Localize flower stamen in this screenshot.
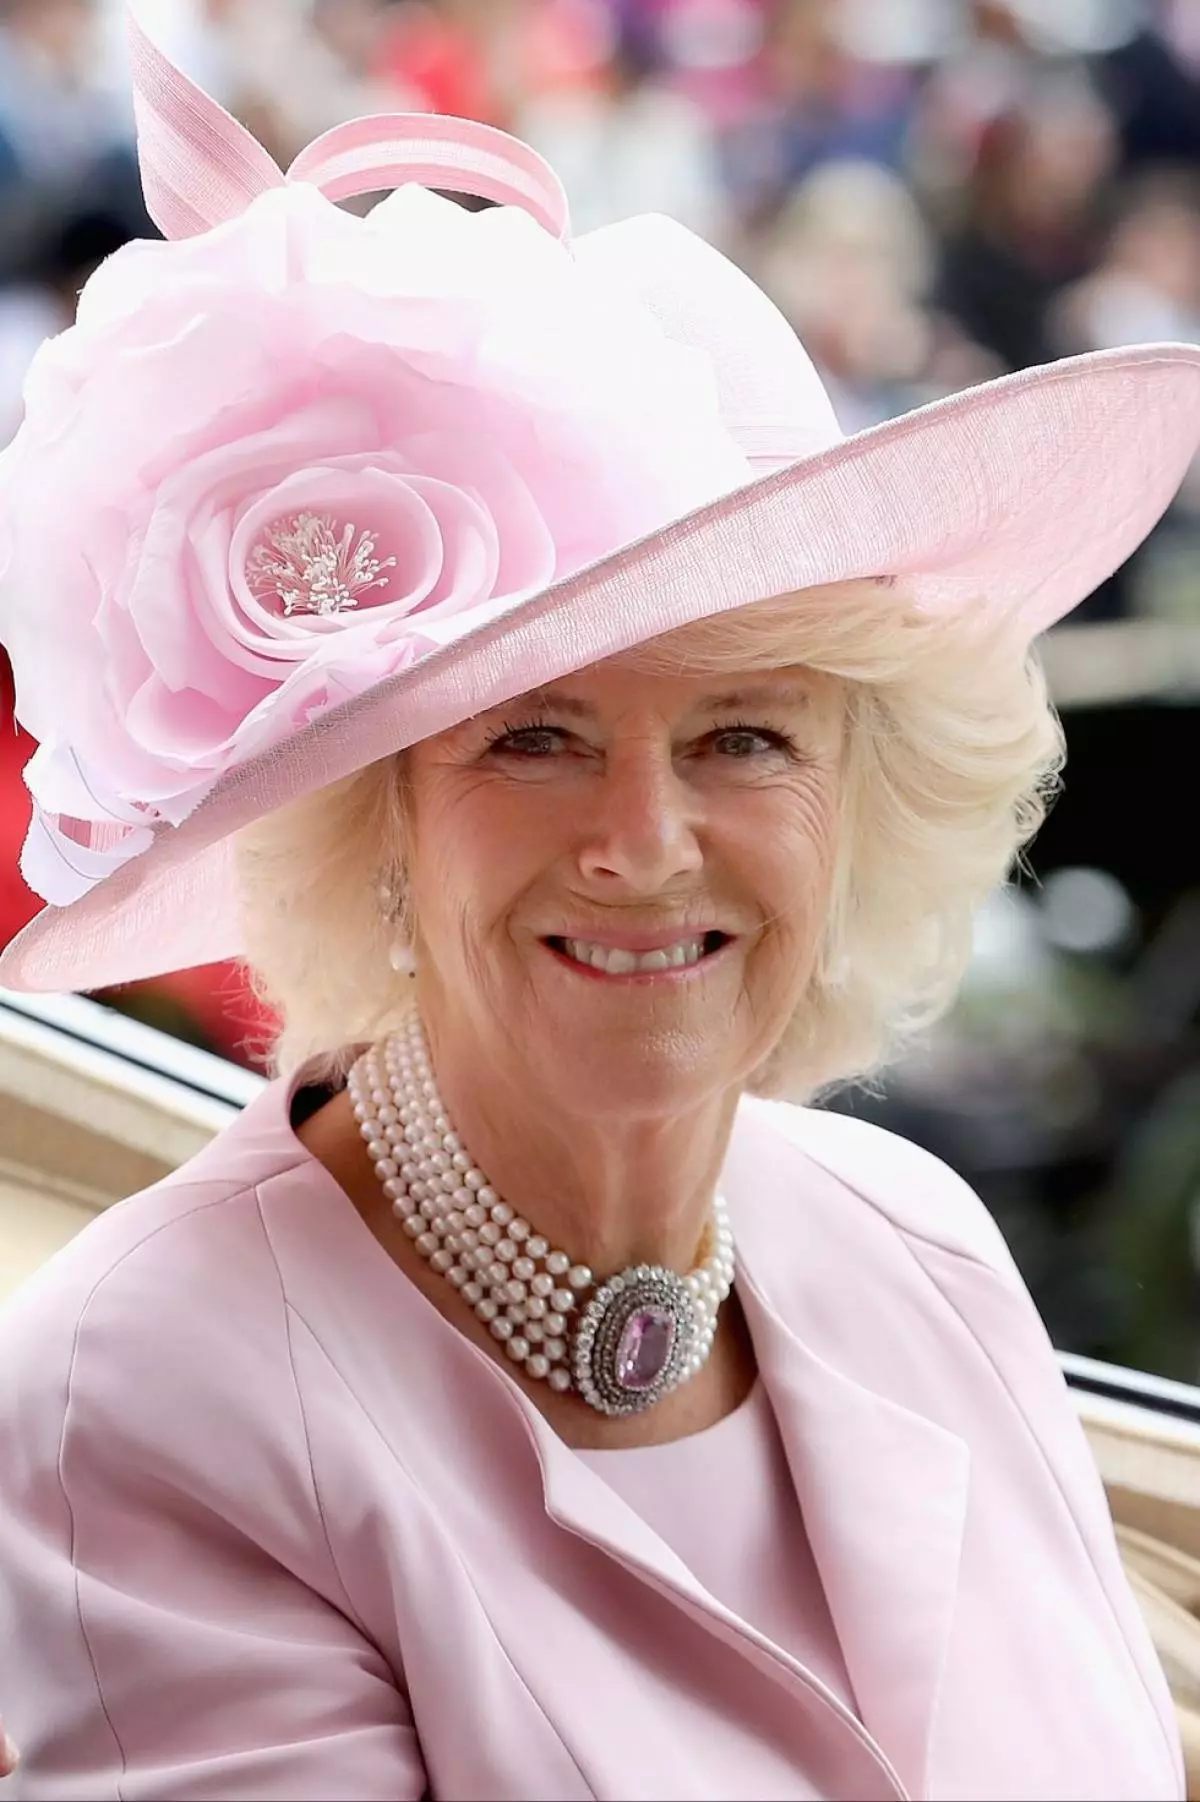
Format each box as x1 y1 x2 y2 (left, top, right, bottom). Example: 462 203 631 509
247 512 397 617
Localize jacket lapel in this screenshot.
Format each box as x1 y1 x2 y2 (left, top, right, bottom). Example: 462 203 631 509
735 1255 969 1800
512 1107 971 1800
724 1108 971 1800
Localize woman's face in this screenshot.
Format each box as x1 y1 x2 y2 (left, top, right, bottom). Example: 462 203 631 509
404 656 844 1118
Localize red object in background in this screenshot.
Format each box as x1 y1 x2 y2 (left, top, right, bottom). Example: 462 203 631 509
0 654 39 954
1 653 274 1070
113 961 278 1072
378 0 611 127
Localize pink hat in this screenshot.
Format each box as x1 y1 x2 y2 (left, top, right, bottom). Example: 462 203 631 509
2 5 1199 995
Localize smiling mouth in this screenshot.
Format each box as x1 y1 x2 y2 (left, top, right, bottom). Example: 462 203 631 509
544 931 731 976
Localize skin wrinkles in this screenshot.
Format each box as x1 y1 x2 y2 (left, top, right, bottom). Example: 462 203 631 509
304 654 845 1445
402 660 843 1272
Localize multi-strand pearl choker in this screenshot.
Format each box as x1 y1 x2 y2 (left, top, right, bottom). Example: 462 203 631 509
346 1011 735 1416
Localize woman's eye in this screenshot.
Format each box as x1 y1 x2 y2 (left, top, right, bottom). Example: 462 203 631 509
710 726 792 759
488 725 568 758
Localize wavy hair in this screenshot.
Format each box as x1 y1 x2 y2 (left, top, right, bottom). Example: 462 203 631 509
233 580 1064 1097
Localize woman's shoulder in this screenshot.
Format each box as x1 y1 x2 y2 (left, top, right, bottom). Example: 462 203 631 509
0 1089 391 1759
0 1082 323 1443
732 1094 1019 1278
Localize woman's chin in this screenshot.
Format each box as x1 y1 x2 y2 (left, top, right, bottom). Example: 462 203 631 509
529 1033 737 1124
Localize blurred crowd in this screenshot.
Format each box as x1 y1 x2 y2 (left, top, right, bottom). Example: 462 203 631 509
0 1 1198 1374
0 0 1198 497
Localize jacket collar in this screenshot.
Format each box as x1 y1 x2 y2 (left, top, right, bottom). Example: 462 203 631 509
517 1104 970 1802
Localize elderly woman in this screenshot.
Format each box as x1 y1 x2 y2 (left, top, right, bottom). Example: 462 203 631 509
0 12 1198 1801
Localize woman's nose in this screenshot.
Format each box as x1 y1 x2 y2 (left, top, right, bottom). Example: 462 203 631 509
575 748 703 894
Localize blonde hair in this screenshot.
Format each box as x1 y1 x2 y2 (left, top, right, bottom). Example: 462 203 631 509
234 579 1064 1097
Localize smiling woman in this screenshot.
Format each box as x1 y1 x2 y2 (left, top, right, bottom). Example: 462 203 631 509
236 579 1060 1104
0 10 1198 1800
227 578 1061 1431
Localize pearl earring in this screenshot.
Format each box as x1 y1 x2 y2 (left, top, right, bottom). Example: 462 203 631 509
389 940 416 976
377 878 416 977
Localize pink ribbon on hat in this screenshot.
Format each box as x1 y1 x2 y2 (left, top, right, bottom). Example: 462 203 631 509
126 0 572 242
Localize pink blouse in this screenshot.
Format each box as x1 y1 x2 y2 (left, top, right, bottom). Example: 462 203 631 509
578 1377 859 1736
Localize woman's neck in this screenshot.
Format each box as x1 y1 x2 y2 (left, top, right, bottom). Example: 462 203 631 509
421 1019 740 1281
294 1026 756 1450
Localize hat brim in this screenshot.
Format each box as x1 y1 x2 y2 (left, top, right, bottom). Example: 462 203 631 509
5 341 1200 993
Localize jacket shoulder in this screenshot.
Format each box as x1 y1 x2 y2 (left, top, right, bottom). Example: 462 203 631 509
0 1095 316 1452
0 1080 306 1351
0 1118 421 1797
737 1096 1020 1278
0 1124 341 1600
736 1100 1183 1790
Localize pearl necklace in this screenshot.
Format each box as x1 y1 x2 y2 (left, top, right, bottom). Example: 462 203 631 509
347 1010 736 1416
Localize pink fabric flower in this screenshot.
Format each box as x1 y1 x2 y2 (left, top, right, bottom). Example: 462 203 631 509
0 182 749 904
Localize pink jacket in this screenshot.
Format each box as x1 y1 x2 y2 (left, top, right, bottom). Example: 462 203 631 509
0 1075 1183 1801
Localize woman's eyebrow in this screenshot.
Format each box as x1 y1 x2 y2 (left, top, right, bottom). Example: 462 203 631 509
478 689 595 720
696 681 815 712
476 679 815 723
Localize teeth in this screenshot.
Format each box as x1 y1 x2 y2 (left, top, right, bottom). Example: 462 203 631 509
562 938 709 974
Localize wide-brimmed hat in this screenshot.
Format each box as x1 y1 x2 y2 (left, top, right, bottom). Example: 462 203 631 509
2 5 1199 996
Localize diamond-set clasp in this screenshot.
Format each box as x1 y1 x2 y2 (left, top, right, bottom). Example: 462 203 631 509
571 1267 699 1416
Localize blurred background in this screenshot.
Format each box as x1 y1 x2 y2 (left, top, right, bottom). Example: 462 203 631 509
0 0 1197 1379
